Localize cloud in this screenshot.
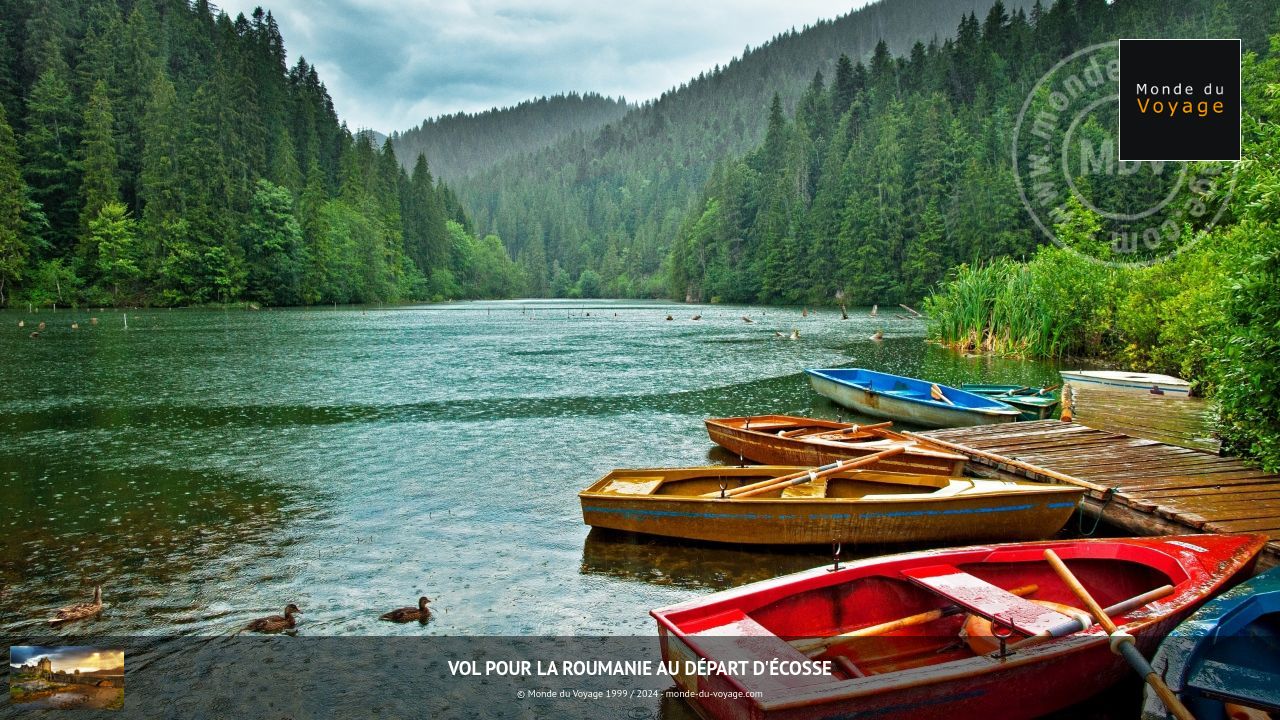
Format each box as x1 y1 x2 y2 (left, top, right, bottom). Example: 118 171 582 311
217 0 862 132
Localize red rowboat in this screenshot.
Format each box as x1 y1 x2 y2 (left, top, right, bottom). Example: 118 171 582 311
651 534 1265 720
706 415 968 476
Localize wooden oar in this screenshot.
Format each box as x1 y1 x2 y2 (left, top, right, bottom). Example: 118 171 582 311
1044 550 1196 720
791 584 1039 655
1003 584 1175 653
703 446 909 499
837 421 894 435
734 447 911 499
1037 383 1061 396
929 384 955 405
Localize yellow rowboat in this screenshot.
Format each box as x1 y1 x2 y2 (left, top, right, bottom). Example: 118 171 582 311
578 466 1084 545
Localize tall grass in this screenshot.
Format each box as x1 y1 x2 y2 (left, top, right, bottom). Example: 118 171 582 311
923 247 1120 358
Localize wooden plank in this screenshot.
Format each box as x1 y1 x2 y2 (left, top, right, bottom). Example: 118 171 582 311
1200 517 1280 533
1134 482 1280 500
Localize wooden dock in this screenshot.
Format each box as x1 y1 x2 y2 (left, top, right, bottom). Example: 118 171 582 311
1065 385 1219 452
909 420 1280 569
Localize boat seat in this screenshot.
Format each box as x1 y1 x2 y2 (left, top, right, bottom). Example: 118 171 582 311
1186 660 1280 711
780 479 828 498
688 611 836 694
900 564 1072 636
603 476 665 495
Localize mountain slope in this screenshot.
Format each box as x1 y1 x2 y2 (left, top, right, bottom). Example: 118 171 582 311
451 0 1040 297
391 92 630 181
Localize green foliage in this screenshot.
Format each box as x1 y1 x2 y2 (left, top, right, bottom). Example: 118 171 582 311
242 179 304 305
87 201 140 304
0 103 27 305
927 38 1280 470
0 0 519 308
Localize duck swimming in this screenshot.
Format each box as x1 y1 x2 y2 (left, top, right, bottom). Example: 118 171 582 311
50 586 102 624
380 596 431 623
246 603 301 633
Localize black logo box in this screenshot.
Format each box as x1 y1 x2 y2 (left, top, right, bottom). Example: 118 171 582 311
1119 39 1241 162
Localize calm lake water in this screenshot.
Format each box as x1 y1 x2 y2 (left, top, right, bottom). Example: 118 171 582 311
0 300 1101 715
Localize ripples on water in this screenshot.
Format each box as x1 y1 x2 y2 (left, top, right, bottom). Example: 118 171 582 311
0 301 1062 639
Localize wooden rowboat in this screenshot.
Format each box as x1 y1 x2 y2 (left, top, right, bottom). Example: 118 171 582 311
1061 370 1191 396
705 415 967 476
1145 565 1280 719
806 368 1021 428
651 534 1266 720
578 465 1083 545
960 384 1061 421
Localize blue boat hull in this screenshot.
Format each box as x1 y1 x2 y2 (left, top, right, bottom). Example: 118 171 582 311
805 369 1021 428
1145 567 1280 719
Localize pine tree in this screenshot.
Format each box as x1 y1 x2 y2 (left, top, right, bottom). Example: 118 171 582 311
0 103 28 305
80 80 120 235
22 53 80 258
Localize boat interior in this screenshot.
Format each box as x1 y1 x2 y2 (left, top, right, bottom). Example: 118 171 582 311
590 468 957 500
665 549 1185 683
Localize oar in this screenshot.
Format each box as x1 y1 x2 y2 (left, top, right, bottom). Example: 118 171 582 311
837 421 895 435
1044 550 1196 720
733 446 910 499
930 384 955 405
791 584 1039 655
703 446 909 499
1038 383 1061 396
1002 584 1175 652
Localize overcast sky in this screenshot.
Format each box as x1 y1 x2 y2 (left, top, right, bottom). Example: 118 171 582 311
218 1 864 134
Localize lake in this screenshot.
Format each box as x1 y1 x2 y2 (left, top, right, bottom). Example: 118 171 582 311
0 300 1087 715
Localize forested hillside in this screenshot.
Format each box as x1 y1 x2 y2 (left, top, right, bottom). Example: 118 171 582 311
391 93 631 181
668 0 1274 306
455 0 1041 298
0 0 522 308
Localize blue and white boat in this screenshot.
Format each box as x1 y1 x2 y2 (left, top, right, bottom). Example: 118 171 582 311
804 368 1022 428
1144 565 1280 720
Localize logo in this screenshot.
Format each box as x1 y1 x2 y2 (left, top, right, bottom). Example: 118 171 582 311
1012 42 1239 266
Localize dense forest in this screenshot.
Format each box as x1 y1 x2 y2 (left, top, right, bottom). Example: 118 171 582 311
391 93 631 182
667 0 1274 306
0 0 523 308
456 0 1040 299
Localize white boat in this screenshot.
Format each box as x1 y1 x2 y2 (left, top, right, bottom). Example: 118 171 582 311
1060 370 1191 395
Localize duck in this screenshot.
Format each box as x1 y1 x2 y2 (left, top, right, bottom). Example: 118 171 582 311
741 316 753 323
380 596 431 623
17 320 23 328
665 315 673 321
871 329 884 341
37 321 46 330
690 314 701 321
70 322 79 330
789 328 800 341
29 331 39 339
90 317 98 325
49 586 102 624
246 603 301 633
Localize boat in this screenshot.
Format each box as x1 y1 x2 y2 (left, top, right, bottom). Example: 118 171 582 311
650 533 1266 720
1144 566 1280 720
705 415 968 476
961 384 1061 421
805 368 1022 428
1060 370 1191 396
578 465 1084 545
